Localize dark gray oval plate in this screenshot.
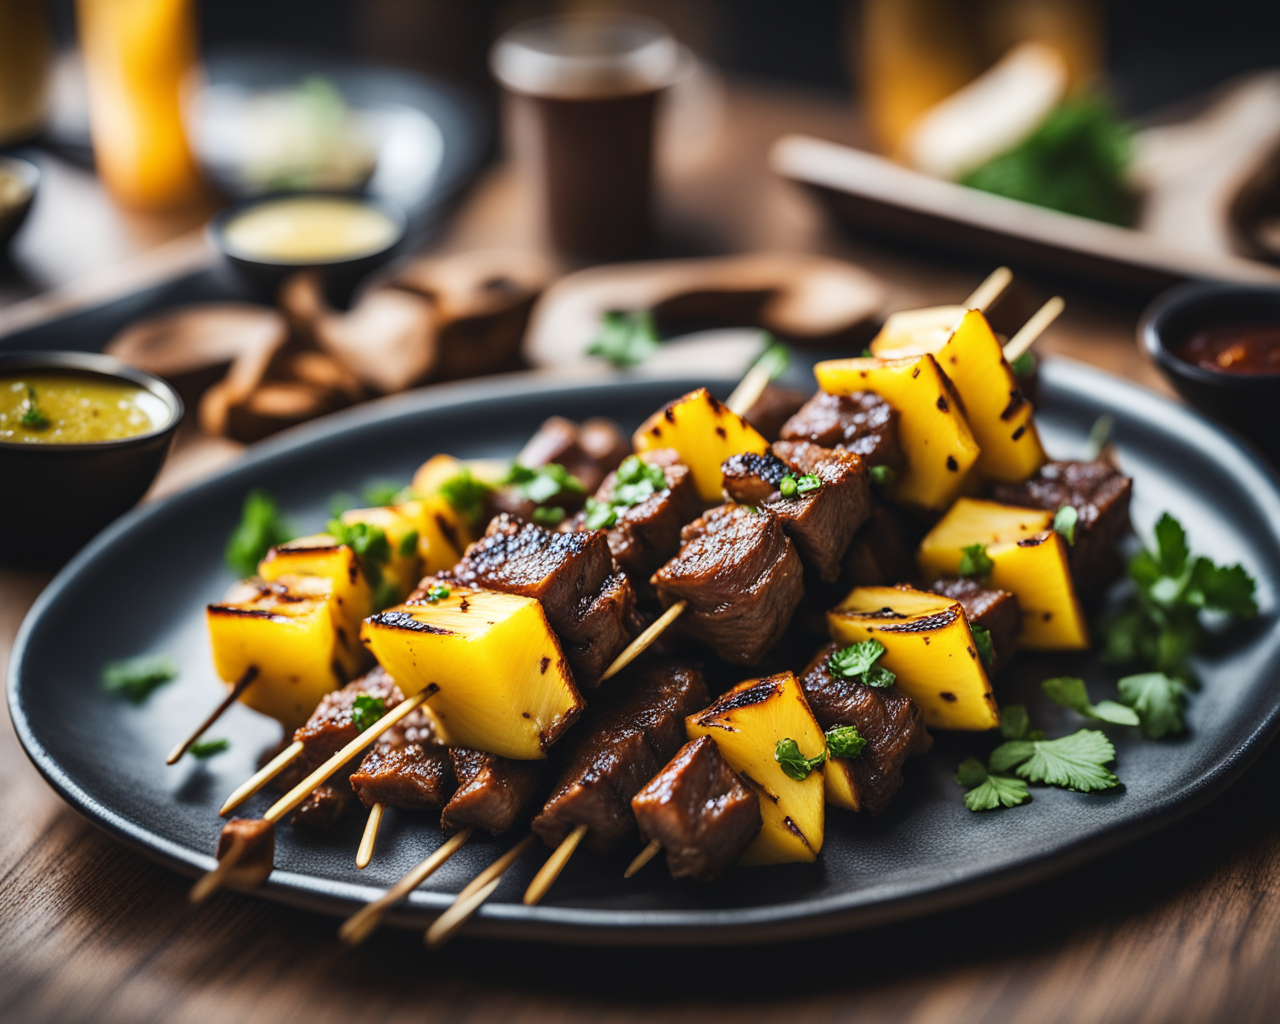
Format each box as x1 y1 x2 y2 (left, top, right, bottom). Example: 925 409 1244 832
8 361 1280 946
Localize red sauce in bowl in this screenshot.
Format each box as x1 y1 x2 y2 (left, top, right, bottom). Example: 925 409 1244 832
1175 323 1280 375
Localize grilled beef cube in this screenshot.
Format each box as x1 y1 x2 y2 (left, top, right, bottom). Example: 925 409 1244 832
291 783 355 830
215 818 275 888
652 504 805 666
742 384 810 443
801 642 933 816
631 736 762 881
840 504 918 589
349 710 456 810
780 390 905 476
769 440 872 582
930 577 1020 673
532 660 709 856
720 450 791 505
446 514 635 686
991 459 1132 597
516 415 630 495
442 749 546 836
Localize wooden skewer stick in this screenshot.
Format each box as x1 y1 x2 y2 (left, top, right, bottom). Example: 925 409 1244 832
725 359 774 419
263 688 433 825
524 823 588 906
219 740 305 817
964 266 1013 313
338 827 475 946
189 835 245 905
356 803 385 869
167 666 258 765
600 600 687 682
1003 296 1064 365
424 834 537 949
624 839 662 879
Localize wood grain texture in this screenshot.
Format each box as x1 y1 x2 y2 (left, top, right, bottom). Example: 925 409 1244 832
2 80 1274 1024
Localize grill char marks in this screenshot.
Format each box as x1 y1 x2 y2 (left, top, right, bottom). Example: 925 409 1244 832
721 450 791 505
992 459 1132 598
652 504 805 666
800 642 932 816
442 749 546 836
780 390 905 476
349 709 456 810
929 577 1020 672
445 514 635 686
531 661 710 857
631 736 762 881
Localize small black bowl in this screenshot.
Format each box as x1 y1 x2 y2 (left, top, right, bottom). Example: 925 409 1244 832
1139 281 1280 462
0 352 183 568
208 191 407 307
0 154 40 250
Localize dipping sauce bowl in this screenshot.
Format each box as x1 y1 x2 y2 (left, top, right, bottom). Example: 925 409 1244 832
0 352 183 568
1140 282 1280 463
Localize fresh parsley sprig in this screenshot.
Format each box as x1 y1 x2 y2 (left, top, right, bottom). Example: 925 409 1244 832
1042 676 1139 727
824 724 867 759
438 468 492 524
351 694 386 732
970 624 995 669
102 653 179 703
188 737 230 759
959 543 993 578
226 489 295 578
775 738 826 780
584 456 667 529
828 639 896 688
956 758 1030 811
587 310 661 368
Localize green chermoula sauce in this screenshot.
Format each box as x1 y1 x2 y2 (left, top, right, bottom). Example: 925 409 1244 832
0 374 167 444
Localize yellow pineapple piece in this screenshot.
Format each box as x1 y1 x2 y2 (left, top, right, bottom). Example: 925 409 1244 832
917 500 1089 650
814 354 980 509
397 495 467 575
206 575 344 730
411 453 506 498
633 387 769 502
339 504 424 604
869 305 966 359
361 580 584 759
822 754 861 811
827 585 999 731
686 672 825 865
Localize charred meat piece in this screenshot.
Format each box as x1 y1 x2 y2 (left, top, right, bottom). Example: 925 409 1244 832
801 642 932 816
532 660 709 856
653 504 805 666
768 440 871 582
445 514 635 686
743 384 810 443
442 749 546 836
215 818 275 888
291 783 355 830
930 577 1020 673
720 450 791 505
780 390 905 476
992 460 1132 597
516 415 630 495
839 504 919 590
349 710 457 810
631 736 762 881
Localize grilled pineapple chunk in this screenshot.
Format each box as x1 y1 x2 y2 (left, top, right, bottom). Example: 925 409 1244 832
398 495 467 575
257 536 371 675
917 499 1088 650
633 387 769 502
814 354 980 509
869 305 966 358
207 575 344 730
361 580 584 759
686 672 825 865
828 585 999 731
339 504 424 603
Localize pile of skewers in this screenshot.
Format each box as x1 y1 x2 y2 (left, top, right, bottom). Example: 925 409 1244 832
171 268 1133 947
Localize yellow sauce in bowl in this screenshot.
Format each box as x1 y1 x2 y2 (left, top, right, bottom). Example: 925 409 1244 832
220 196 400 263
0 374 169 444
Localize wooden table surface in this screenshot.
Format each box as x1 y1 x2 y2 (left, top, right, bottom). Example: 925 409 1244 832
3 79 1278 1024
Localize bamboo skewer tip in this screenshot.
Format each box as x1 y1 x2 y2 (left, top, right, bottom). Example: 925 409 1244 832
426 877 501 949
524 824 588 906
355 803 385 870
168 666 258 766
1004 295 1065 364
624 839 662 879
219 739 305 817
601 600 687 682
965 266 1013 313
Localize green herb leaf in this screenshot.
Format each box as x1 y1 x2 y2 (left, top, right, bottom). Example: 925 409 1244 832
425 583 451 604
828 639 896 688
587 310 661 368
327 518 391 592
532 505 566 527
825 724 867 759
505 462 585 507
438 468 492 524
997 729 1120 792
1053 505 1079 545
1188 558 1257 618
779 475 798 498
188 737 230 759
869 465 895 485
1010 350 1037 379
970 623 994 668
959 543 994 578
794 473 822 496
1085 414 1113 458
225 489 295 578
1042 676 1140 727
774 737 826 781
1000 703 1030 740
398 530 419 558
583 496 619 530
1153 512 1189 578
955 757 989 788
351 694 386 732
102 653 179 703
363 480 415 507
956 758 1031 810
1118 672 1186 738
20 386 50 429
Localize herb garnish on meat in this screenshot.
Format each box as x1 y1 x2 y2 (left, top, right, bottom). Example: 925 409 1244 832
584 455 667 529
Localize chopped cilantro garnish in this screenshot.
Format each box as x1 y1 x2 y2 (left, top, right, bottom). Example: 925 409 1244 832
505 462 585 508
102 653 179 703
989 729 1119 792
828 639 896 688
958 543 993 578
438 468 492 524
20 386 49 430
1053 504 1079 545
1117 672 1186 739
583 497 619 530
970 623 994 668
398 530 419 558
425 583 451 604
956 758 1031 811
351 694 386 732
780 473 822 498
532 505 566 527
587 310 661 368
363 480 415 507
825 724 867 759
581 456 666 531
1010 350 1037 379
327 518 391 594
869 465 895 486
225 488 295 578
188 737 230 759
775 737 826 781
1042 676 1140 727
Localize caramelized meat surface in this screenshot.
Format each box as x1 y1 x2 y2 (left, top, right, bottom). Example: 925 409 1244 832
631 736 761 881
516 415 630 495
291 783 355 830
215 818 275 888
801 642 932 816
769 440 871 582
780 390 905 475
652 504 805 665
720 450 791 505
446 514 635 686
930 577 1020 673
992 460 1132 597
442 749 546 836
532 660 710 856
743 385 810 442
349 710 456 810
840 504 919 590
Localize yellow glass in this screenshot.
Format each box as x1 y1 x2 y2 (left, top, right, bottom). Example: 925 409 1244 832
77 0 204 209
